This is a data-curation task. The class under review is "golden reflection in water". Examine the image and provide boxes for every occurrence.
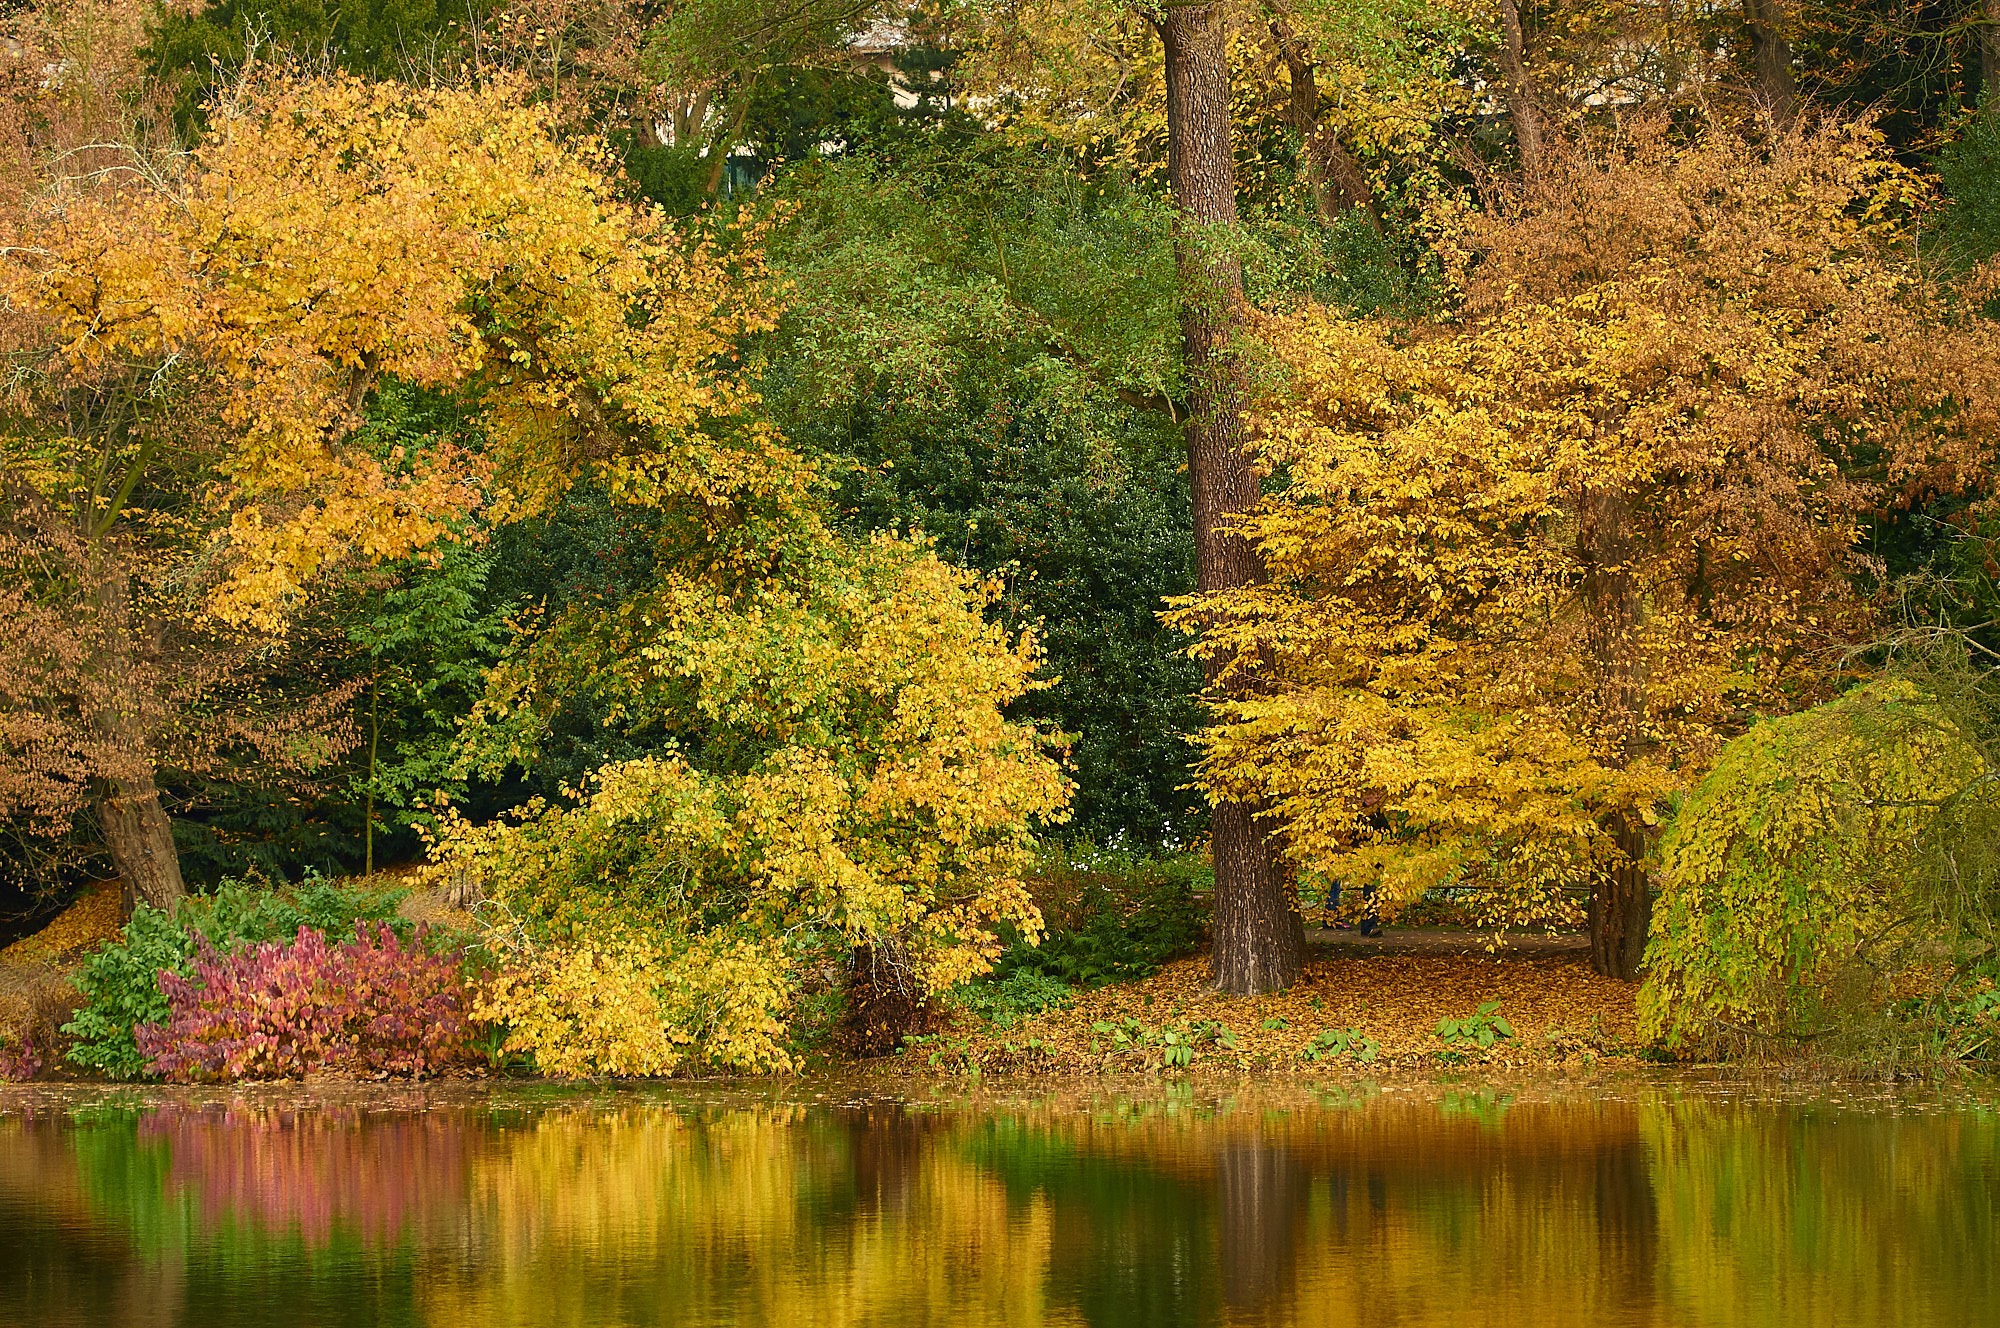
[0,1081,1993,1328]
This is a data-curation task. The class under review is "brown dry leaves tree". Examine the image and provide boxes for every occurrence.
[1175,121,2000,977]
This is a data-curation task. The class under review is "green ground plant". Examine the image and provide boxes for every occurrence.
[1303,1027,1380,1063]
[1435,1003,1515,1052]
[950,969,1075,1028]
[1087,1016,1235,1070]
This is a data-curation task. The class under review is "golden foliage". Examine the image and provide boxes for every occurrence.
[1173,122,2000,927]
[2,73,785,630]
[473,944,692,1078]
[947,949,1637,1074]
[0,886,122,967]
[436,542,1070,1075]
[958,0,1473,167]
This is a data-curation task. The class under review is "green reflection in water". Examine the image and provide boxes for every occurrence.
[0,1081,1994,1328]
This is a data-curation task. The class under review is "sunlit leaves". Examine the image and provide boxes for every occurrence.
[3,73,786,629]
[433,541,1070,1074]
[1173,122,2000,930]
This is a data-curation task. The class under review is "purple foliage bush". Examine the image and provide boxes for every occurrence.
[135,923,471,1082]
[0,1034,42,1082]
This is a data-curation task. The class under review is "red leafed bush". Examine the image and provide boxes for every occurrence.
[0,1034,42,1082]
[135,923,471,1082]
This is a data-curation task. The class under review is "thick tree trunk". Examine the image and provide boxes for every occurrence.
[1269,17,1382,231]
[97,771,184,915]
[1983,0,2000,108]
[1497,0,1547,177]
[88,548,184,916]
[1579,489,1650,980]
[1160,2,1306,995]
[1588,813,1651,980]
[1741,0,1800,126]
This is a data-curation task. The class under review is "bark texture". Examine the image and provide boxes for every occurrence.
[89,556,185,915]
[1497,0,1547,177]
[1579,489,1651,981]
[97,769,184,915]
[1160,3,1306,995]
[1741,0,1800,126]
[1589,813,1652,981]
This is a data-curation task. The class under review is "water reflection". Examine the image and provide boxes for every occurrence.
[0,1081,1993,1328]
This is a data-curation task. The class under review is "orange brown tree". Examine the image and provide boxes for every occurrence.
[1172,121,2000,977]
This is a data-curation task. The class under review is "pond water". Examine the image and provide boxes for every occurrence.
[0,1077,1994,1328]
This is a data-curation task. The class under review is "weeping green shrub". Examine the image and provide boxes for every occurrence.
[1640,681,1985,1056]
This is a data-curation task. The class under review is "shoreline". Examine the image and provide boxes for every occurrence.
[5,1060,1996,1118]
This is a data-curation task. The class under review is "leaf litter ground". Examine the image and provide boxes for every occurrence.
[929,935,1638,1077]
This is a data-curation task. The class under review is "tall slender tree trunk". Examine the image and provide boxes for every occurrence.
[1159,2,1305,995]
[1579,489,1650,981]
[703,79,759,197]
[365,678,379,876]
[1497,0,1547,177]
[1982,0,2000,108]
[1741,0,1800,126]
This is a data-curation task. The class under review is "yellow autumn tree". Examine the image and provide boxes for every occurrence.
[1172,121,2000,977]
[3,66,1070,1054]
[0,68,786,905]
[437,528,1070,1076]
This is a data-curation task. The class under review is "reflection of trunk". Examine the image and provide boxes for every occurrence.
[1741,0,1800,125]
[844,1106,932,1217]
[88,552,184,915]
[1160,3,1306,996]
[1269,17,1381,230]
[1592,1137,1660,1294]
[1216,1141,1304,1309]
[1497,0,1546,177]
[1578,490,1648,981]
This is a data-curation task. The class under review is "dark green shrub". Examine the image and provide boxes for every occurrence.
[994,849,1209,987]
[1935,101,2000,268]
[62,875,409,1080]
